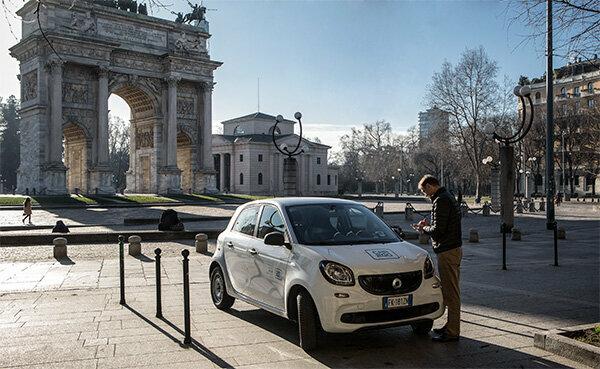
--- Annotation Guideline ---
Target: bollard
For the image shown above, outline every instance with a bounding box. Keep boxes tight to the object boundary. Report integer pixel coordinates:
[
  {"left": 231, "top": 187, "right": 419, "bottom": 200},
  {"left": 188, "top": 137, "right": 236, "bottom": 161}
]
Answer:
[
  {"left": 418, "top": 232, "right": 429, "bottom": 245},
  {"left": 155, "top": 248, "right": 162, "bottom": 318},
  {"left": 405, "top": 204, "right": 414, "bottom": 221},
  {"left": 53, "top": 237, "right": 68, "bottom": 258},
  {"left": 182, "top": 249, "right": 191, "bottom": 345},
  {"left": 460, "top": 203, "right": 468, "bottom": 217},
  {"left": 557, "top": 227, "right": 566, "bottom": 240},
  {"left": 516, "top": 202, "right": 523, "bottom": 214},
  {"left": 482, "top": 203, "right": 490, "bottom": 217},
  {"left": 128, "top": 235, "right": 142, "bottom": 256},
  {"left": 528, "top": 200, "right": 536, "bottom": 212},
  {"left": 539, "top": 199, "right": 545, "bottom": 211},
  {"left": 511, "top": 228, "right": 522, "bottom": 241},
  {"left": 468, "top": 229, "right": 479, "bottom": 243},
  {"left": 195, "top": 233, "right": 208, "bottom": 254},
  {"left": 118, "top": 235, "right": 126, "bottom": 305}
]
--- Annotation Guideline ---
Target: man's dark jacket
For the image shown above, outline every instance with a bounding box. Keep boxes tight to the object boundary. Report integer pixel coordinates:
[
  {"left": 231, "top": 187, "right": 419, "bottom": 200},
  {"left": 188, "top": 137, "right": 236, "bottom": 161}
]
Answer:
[{"left": 423, "top": 187, "right": 462, "bottom": 253}]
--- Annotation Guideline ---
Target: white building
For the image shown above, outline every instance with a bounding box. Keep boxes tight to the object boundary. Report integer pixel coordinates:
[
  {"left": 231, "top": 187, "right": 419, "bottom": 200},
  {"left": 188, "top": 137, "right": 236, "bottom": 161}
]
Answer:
[{"left": 212, "top": 112, "right": 339, "bottom": 196}]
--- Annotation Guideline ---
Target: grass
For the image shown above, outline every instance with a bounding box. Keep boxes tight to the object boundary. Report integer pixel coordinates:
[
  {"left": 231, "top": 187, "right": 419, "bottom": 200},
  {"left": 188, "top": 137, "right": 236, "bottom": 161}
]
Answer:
[
  {"left": 121, "top": 195, "right": 180, "bottom": 203},
  {"left": 168, "top": 194, "right": 223, "bottom": 203},
  {"left": 0, "top": 195, "right": 31, "bottom": 206},
  {"left": 0, "top": 195, "right": 98, "bottom": 206},
  {"left": 573, "top": 325, "right": 600, "bottom": 348},
  {"left": 462, "top": 196, "right": 492, "bottom": 204}
]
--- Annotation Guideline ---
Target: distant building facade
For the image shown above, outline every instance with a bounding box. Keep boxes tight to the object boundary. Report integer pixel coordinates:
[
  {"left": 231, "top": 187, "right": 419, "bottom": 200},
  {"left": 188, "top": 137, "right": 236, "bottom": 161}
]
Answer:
[
  {"left": 418, "top": 107, "right": 449, "bottom": 143},
  {"left": 521, "top": 56, "right": 600, "bottom": 196},
  {"left": 212, "top": 112, "right": 339, "bottom": 196}
]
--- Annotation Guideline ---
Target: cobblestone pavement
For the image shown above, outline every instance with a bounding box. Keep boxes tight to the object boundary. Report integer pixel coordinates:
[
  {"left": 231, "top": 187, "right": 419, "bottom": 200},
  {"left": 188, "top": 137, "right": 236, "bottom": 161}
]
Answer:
[{"left": 0, "top": 209, "right": 598, "bottom": 368}]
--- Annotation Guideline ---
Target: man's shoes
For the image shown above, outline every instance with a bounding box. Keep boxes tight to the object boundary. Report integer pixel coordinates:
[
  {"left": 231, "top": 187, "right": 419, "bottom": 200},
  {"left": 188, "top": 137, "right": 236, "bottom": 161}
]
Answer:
[
  {"left": 433, "top": 326, "right": 446, "bottom": 335},
  {"left": 431, "top": 332, "right": 460, "bottom": 342}
]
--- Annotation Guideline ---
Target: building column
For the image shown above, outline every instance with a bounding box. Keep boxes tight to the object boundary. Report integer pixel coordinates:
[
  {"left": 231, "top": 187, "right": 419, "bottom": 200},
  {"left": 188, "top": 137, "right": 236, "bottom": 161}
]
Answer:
[
  {"left": 97, "top": 68, "right": 109, "bottom": 165},
  {"left": 48, "top": 60, "right": 64, "bottom": 164},
  {"left": 219, "top": 153, "right": 226, "bottom": 192},
  {"left": 202, "top": 82, "right": 214, "bottom": 170},
  {"left": 167, "top": 77, "right": 178, "bottom": 168}
]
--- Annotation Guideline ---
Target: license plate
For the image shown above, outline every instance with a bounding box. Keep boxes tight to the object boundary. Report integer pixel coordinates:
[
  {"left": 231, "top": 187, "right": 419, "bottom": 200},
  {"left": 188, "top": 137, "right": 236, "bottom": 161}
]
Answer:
[{"left": 383, "top": 295, "right": 413, "bottom": 309}]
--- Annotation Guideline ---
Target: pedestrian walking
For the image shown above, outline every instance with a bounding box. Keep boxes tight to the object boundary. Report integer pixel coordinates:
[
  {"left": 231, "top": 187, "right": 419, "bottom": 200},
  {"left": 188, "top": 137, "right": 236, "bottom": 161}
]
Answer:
[
  {"left": 22, "top": 197, "right": 32, "bottom": 225},
  {"left": 414, "top": 175, "right": 462, "bottom": 342}
]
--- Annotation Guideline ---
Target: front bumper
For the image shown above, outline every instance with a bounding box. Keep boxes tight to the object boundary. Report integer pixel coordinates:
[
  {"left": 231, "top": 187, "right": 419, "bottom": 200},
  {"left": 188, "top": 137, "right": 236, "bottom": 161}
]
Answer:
[{"left": 313, "top": 275, "right": 444, "bottom": 333}]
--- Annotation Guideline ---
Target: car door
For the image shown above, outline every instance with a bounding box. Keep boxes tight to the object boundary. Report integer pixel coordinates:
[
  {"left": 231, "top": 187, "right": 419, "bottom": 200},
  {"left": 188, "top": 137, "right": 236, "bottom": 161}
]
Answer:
[
  {"left": 251, "top": 205, "right": 292, "bottom": 311},
  {"left": 223, "top": 205, "right": 260, "bottom": 296}
]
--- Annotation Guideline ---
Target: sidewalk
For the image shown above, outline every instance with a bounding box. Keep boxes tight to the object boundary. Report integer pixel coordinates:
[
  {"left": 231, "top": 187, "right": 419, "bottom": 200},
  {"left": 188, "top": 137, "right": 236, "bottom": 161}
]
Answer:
[{"left": 0, "top": 214, "right": 598, "bottom": 368}]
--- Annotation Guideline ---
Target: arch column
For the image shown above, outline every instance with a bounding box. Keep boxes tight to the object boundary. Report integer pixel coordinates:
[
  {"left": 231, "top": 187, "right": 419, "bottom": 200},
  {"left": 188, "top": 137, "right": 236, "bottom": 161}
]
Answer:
[
  {"left": 42, "top": 60, "right": 68, "bottom": 195},
  {"left": 90, "top": 67, "right": 115, "bottom": 194},
  {"left": 157, "top": 76, "right": 181, "bottom": 194}
]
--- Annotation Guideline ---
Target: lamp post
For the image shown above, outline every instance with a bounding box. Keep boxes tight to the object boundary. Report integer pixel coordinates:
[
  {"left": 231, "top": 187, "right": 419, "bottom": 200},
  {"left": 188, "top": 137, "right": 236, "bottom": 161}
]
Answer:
[
  {"left": 392, "top": 176, "right": 399, "bottom": 198},
  {"left": 525, "top": 170, "right": 531, "bottom": 199},
  {"left": 397, "top": 168, "right": 402, "bottom": 195},
  {"left": 561, "top": 131, "right": 566, "bottom": 197},
  {"left": 273, "top": 112, "right": 304, "bottom": 196}
]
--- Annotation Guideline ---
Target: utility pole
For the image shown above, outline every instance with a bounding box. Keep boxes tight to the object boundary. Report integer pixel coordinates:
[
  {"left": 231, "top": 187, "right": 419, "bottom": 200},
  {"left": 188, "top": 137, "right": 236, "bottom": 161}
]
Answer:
[{"left": 546, "top": 0, "right": 556, "bottom": 229}]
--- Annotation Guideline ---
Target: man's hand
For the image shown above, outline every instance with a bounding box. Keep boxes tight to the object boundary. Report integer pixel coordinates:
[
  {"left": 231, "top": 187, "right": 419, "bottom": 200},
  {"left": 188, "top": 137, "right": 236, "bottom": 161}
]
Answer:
[{"left": 416, "top": 218, "right": 429, "bottom": 233}]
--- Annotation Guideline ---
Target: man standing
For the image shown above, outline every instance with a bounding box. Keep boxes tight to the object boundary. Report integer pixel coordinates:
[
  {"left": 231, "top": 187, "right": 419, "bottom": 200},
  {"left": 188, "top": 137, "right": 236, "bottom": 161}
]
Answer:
[{"left": 415, "top": 175, "right": 462, "bottom": 342}]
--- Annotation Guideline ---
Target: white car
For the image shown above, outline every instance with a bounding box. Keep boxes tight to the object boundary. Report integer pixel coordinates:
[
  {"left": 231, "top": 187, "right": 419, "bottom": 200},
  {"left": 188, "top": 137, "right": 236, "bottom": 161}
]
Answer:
[{"left": 209, "top": 197, "right": 444, "bottom": 351}]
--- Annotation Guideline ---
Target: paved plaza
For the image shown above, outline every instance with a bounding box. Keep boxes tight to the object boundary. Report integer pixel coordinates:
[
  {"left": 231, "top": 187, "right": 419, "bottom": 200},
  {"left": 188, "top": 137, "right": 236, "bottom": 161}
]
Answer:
[{"left": 0, "top": 202, "right": 598, "bottom": 368}]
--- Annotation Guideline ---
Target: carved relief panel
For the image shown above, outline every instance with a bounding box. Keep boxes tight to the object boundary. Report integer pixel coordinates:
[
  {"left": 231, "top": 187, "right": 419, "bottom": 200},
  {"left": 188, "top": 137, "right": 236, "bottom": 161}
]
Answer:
[
  {"left": 62, "top": 64, "right": 95, "bottom": 106},
  {"left": 21, "top": 70, "right": 37, "bottom": 101},
  {"left": 135, "top": 126, "right": 154, "bottom": 149}
]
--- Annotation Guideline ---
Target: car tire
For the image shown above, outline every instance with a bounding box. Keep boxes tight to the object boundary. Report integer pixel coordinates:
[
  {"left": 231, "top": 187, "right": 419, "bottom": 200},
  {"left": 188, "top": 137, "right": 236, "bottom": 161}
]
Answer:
[
  {"left": 297, "top": 291, "right": 319, "bottom": 351},
  {"left": 410, "top": 320, "right": 433, "bottom": 335},
  {"left": 210, "top": 266, "right": 234, "bottom": 310}
]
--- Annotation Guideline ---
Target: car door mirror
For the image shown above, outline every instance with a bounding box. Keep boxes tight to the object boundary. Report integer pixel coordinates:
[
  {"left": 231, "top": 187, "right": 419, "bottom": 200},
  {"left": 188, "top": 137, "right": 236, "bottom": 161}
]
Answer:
[{"left": 264, "top": 232, "right": 285, "bottom": 246}]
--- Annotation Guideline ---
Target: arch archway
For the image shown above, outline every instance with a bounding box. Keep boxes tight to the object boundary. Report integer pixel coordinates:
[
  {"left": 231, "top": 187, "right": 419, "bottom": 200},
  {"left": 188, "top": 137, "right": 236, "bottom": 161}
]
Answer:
[
  {"left": 177, "top": 131, "right": 193, "bottom": 193},
  {"left": 63, "top": 122, "right": 90, "bottom": 193}
]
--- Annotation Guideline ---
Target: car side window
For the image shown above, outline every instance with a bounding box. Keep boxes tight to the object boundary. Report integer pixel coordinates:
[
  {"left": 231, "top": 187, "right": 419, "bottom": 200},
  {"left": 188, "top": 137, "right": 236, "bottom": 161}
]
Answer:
[
  {"left": 232, "top": 206, "right": 259, "bottom": 236},
  {"left": 257, "top": 205, "right": 286, "bottom": 239}
]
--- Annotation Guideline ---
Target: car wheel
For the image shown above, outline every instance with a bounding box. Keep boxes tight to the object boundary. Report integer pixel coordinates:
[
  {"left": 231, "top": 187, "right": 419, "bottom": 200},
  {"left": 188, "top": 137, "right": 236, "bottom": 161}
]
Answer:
[
  {"left": 297, "top": 291, "right": 319, "bottom": 351},
  {"left": 411, "top": 320, "right": 433, "bottom": 335},
  {"left": 210, "top": 266, "right": 234, "bottom": 310}
]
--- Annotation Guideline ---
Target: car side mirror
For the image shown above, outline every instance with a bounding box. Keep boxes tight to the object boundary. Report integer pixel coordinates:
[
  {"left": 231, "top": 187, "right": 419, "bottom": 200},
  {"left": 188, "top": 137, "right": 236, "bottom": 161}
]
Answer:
[{"left": 264, "top": 232, "right": 285, "bottom": 246}]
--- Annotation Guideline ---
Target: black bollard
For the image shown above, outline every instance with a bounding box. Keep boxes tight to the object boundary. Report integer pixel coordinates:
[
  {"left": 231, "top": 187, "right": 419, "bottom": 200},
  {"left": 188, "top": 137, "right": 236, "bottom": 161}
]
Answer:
[
  {"left": 119, "top": 235, "right": 126, "bottom": 305},
  {"left": 155, "top": 248, "right": 163, "bottom": 318},
  {"left": 501, "top": 224, "right": 507, "bottom": 271},
  {"left": 182, "top": 249, "right": 191, "bottom": 345},
  {"left": 553, "top": 222, "right": 559, "bottom": 267}
]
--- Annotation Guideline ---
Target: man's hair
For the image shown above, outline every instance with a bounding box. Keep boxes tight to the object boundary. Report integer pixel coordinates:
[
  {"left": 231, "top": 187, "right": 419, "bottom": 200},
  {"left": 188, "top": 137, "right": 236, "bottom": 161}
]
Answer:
[{"left": 418, "top": 175, "right": 440, "bottom": 189}]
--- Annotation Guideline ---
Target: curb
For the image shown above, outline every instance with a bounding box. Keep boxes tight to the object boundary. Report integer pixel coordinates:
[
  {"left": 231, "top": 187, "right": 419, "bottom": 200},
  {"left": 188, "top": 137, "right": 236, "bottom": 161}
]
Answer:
[
  {"left": 534, "top": 323, "right": 600, "bottom": 369},
  {"left": 0, "top": 229, "right": 224, "bottom": 246},
  {"left": 123, "top": 216, "right": 232, "bottom": 225}
]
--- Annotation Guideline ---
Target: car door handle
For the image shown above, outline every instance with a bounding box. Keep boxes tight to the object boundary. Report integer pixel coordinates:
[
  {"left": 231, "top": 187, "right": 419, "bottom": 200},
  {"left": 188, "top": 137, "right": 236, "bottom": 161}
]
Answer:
[
  {"left": 247, "top": 248, "right": 258, "bottom": 255},
  {"left": 226, "top": 242, "right": 234, "bottom": 248}
]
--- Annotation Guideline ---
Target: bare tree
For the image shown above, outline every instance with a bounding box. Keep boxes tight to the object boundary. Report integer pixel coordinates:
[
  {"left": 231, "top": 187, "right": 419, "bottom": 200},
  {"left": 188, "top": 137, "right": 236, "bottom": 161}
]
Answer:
[
  {"left": 108, "top": 114, "right": 130, "bottom": 192},
  {"left": 510, "top": 0, "right": 600, "bottom": 61},
  {"left": 426, "top": 46, "right": 504, "bottom": 199}
]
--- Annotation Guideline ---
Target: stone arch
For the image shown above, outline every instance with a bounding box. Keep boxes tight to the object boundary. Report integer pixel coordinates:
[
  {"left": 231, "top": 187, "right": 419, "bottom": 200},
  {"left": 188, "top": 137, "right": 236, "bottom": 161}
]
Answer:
[{"left": 63, "top": 121, "right": 91, "bottom": 193}]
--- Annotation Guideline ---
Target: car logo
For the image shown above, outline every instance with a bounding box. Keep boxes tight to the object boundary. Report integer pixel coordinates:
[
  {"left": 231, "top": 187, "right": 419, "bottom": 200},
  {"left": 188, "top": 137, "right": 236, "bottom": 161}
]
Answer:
[{"left": 392, "top": 278, "right": 402, "bottom": 289}]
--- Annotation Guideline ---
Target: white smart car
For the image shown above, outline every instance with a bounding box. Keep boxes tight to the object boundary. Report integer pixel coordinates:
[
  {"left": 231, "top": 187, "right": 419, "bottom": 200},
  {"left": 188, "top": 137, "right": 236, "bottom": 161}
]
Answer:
[{"left": 209, "top": 198, "right": 444, "bottom": 351}]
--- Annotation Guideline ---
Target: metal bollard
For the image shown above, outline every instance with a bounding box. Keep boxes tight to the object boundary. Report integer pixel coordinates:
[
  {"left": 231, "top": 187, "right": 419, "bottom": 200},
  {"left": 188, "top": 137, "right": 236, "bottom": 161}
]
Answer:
[
  {"left": 182, "top": 249, "right": 191, "bottom": 345},
  {"left": 516, "top": 202, "right": 523, "bottom": 214},
  {"left": 155, "top": 248, "right": 162, "bottom": 318},
  {"left": 501, "top": 224, "right": 507, "bottom": 271},
  {"left": 482, "top": 203, "right": 490, "bottom": 217},
  {"left": 539, "top": 199, "right": 545, "bottom": 211},
  {"left": 528, "top": 200, "right": 535, "bottom": 212},
  {"left": 119, "top": 235, "right": 126, "bottom": 305},
  {"left": 405, "top": 204, "right": 414, "bottom": 221}
]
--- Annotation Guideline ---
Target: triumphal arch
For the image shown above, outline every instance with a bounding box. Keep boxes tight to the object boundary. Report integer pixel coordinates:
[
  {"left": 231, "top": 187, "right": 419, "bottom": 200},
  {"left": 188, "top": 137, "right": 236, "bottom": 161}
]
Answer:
[{"left": 10, "top": 0, "right": 221, "bottom": 194}]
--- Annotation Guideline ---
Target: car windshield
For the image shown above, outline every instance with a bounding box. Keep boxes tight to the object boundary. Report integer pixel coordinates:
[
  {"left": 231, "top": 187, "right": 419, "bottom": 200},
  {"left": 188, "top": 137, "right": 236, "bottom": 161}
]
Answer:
[{"left": 285, "top": 203, "right": 399, "bottom": 246}]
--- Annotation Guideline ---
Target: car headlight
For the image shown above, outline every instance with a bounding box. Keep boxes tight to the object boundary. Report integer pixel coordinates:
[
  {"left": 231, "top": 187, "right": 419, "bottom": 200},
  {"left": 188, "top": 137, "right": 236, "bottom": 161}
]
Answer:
[
  {"left": 319, "top": 261, "right": 355, "bottom": 286},
  {"left": 424, "top": 256, "right": 435, "bottom": 279}
]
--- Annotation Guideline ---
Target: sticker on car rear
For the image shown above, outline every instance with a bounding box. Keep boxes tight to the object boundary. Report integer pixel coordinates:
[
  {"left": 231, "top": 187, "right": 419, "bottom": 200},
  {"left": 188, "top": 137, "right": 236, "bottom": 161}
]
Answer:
[{"left": 365, "top": 249, "right": 399, "bottom": 260}]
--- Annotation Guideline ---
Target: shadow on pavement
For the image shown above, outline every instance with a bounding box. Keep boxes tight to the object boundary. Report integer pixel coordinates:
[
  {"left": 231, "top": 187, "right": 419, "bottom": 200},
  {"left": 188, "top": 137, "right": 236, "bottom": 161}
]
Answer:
[
  {"left": 132, "top": 253, "right": 154, "bottom": 263},
  {"left": 56, "top": 256, "right": 75, "bottom": 265},
  {"left": 123, "top": 304, "right": 234, "bottom": 368},
  {"left": 226, "top": 307, "right": 572, "bottom": 368}
]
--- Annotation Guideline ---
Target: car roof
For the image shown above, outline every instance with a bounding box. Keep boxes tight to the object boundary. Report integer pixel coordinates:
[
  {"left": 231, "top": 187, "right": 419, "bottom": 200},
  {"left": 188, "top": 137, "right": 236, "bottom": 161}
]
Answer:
[{"left": 245, "top": 197, "right": 362, "bottom": 207}]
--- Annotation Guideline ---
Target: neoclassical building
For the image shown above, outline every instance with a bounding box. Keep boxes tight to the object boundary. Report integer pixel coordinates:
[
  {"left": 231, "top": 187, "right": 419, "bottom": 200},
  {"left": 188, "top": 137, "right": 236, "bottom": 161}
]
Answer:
[
  {"left": 212, "top": 112, "right": 339, "bottom": 196},
  {"left": 10, "top": 0, "right": 220, "bottom": 194}
]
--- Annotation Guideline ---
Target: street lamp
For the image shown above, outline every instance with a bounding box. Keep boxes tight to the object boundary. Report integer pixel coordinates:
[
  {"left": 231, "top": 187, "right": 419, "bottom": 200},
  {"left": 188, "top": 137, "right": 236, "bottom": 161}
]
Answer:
[
  {"left": 525, "top": 170, "right": 531, "bottom": 199},
  {"left": 397, "top": 168, "right": 402, "bottom": 195}
]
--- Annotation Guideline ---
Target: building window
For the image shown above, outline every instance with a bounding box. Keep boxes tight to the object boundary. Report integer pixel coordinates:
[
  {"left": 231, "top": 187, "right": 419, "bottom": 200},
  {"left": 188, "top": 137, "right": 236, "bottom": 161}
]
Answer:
[
  {"left": 239, "top": 173, "right": 244, "bottom": 185},
  {"left": 574, "top": 86, "right": 580, "bottom": 97},
  {"left": 258, "top": 173, "right": 263, "bottom": 185},
  {"left": 560, "top": 87, "right": 566, "bottom": 97},
  {"left": 316, "top": 174, "right": 321, "bottom": 185},
  {"left": 588, "top": 82, "right": 594, "bottom": 93},
  {"left": 258, "top": 154, "right": 263, "bottom": 162},
  {"left": 327, "top": 175, "right": 331, "bottom": 186},
  {"left": 589, "top": 99, "right": 596, "bottom": 108},
  {"left": 535, "top": 92, "right": 541, "bottom": 102},
  {"left": 316, "top": 157, "right": 321, "bottom": 165},
  {"left": 575, "top": 176, "right": 580, "bottom": 186},
  {"left": 239, "top": 154, "right": 243, "bottom": 162}
]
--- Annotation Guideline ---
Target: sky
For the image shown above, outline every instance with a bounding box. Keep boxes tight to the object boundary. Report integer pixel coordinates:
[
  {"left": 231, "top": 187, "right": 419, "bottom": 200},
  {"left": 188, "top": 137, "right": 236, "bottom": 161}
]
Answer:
[{"left": 0, "top": 0, "right": 561, "bottom": 151}]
